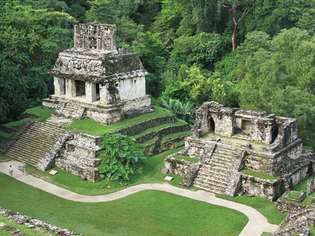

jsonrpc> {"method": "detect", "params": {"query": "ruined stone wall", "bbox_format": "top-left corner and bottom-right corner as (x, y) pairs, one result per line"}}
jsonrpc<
(122, 95), (152, 117)
(86, 106), (122, 124)
(244, 152), (274, 174)
(274, 117), (299, 150)
(211, 113), (234, 137)
(241, 174), (285, 201)
(272, 141), (304, 176)
(164, 155), (201, 187)
(55, 133), (102, 181)
(118, 76), (146, 101)
(184, 137), (216, 161)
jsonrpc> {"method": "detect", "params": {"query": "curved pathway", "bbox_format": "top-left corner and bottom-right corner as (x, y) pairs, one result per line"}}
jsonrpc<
(0, 161), (278, 236)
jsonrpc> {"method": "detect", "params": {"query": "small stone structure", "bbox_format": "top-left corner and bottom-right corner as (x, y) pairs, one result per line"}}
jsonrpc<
(43, 23), (151, 124)
(166, 101), (313, 199)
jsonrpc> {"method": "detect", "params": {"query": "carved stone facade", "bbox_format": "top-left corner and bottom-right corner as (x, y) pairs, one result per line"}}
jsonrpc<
(168, 101), (313, 199)
(55, 133), (102, 182)
(43, 23), (151, 124)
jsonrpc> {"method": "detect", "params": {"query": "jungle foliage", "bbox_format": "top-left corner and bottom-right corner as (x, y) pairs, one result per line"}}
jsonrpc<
(0, 0), (314, 148)
(99, 134), (147, 183)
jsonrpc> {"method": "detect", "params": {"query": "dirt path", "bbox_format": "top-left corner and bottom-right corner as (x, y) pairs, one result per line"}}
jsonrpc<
(0, 160), (278, 236)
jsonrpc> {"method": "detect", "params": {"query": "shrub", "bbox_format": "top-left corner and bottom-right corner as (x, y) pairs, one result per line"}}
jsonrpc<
(160, 98), (195, 124)
(99, 133), (147, 183)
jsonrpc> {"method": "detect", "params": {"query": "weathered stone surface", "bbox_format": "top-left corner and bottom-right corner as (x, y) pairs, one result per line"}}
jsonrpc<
(241, 174), (285, 201)
(274, 204), (315, 236)
(179, 101), (313, 199)
(164, 154), (201, 187)
(37, 131), (73, 171)
(44, 23), (152, 123)
(55, 133), (102, 182)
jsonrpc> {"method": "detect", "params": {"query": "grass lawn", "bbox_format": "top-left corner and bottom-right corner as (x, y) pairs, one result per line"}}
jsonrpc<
(241, 168), (276, 181)
(217, 194), (286, 225)
(26, 149), (185, 195)
(3, 118), (33, 130)
(0, 215), (52, 236)
(67, 106), (173, 136)
(0, 173), (248, 236)
(24, 106), (54, 122)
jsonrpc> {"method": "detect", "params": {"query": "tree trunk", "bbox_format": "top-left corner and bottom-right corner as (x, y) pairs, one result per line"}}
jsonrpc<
(232, 18), (238, 51)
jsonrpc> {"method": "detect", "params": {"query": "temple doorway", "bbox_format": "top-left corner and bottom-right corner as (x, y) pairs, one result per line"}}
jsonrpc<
(75, 80), (86, 97)
(96, 83), (100, 101)
(209, 116), (215, 133)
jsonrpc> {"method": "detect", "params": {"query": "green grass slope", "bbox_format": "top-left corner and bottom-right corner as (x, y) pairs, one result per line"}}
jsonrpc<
(0, 173), (248, 236)
(217, 194), (286, 225)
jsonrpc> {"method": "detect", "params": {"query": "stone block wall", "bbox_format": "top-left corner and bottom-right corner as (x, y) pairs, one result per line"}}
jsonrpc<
(244, 152), (273, 174)
(164, 156), (201, 187)
(86, 106), (122, 124)
(122, 95), (152, 117)
(241, 174), (285, 201)
(55, 133), (102, 181)
(184, 137), (216, 161)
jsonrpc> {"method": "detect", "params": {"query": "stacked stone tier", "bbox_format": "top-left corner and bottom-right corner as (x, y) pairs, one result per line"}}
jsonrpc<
(193, 145), (242, 194)
(5, 122), (65, 167)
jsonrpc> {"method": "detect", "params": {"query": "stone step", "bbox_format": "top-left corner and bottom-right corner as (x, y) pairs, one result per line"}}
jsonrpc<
(6, 122), (65, 168)
(195, 176), (228, 188)
(56, 102), (85, 119)
(195, 174), (228, 184)
(207, 159), (233, 167)
(215, 148), (240, 156)
(193, 146), (242, 194)
(197, 170), (229, 180)
(194, 182), (227, 194)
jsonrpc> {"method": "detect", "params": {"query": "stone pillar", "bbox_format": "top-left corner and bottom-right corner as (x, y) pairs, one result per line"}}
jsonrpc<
(54, 77), (65, 96)
(66, 79), (76, 98)
(85, 82), (97, 103)
(100, 84), (111, 104)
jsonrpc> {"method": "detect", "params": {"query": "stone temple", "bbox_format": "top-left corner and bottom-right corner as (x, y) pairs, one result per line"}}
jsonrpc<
(43, 23), (151, 123)
(165, 101), (313, 200)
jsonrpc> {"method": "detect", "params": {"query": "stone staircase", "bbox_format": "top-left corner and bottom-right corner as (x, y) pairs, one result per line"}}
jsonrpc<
(5, 122), (65, 169)
(56, 102), (85, 119)
(193, 144), (244, 195)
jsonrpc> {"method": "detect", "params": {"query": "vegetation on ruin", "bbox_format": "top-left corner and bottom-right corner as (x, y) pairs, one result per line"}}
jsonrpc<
(0, 173), (248, 236)
(293, 176), (315, 207)
(172, 154), (200, 163)
(217, 194), (286, 225)
(24, 106), (55, 122)
(67, 106), (173, 136)
(26, 148), (182, 195)
(0, 214), (53, 236)
(241, 168), (277, 181)
(99, 133), (147, 183)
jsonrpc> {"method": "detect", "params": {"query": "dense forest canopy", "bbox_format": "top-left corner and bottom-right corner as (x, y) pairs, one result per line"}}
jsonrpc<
(0, 0), (314, 148)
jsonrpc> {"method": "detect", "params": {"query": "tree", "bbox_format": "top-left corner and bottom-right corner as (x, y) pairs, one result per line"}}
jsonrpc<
(167, 32), (225, 71)
(237, 28), (315, 148)
(244, 0), (315, 35)
(0, 2), (74, 122)
(219, 0), (257, 50)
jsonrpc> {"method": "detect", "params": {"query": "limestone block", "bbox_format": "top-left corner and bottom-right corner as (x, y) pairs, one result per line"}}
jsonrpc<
(66, 79), (76, 98)
(85, 82), (97, 103)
